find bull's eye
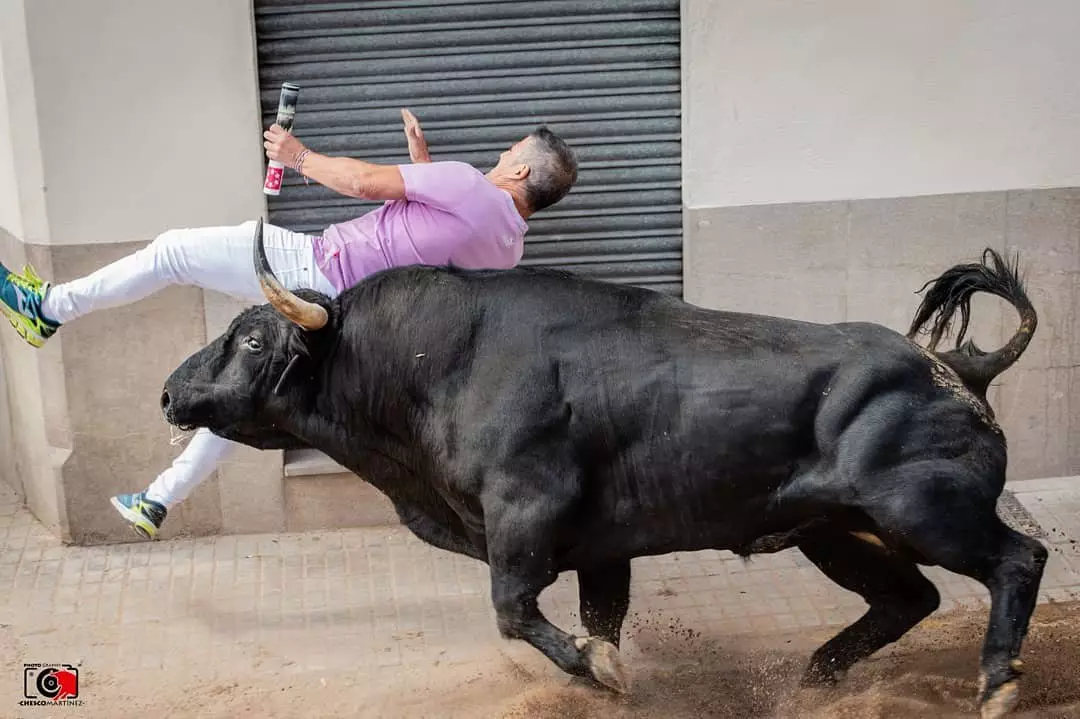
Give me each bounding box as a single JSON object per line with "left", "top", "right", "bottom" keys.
{"left": 243, "top": 336, "right": 263, "bottom": 353}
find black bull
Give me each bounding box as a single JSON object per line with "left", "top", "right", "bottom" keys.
{"left": 162, "top": 219, "right": 1045, "bottom": 718}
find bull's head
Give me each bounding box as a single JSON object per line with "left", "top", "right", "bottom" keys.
{"left": 160, "top": 219, "right": 333, "bottom": 449}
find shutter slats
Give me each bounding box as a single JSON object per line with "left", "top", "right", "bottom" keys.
{"left": 266, "top": 94, "right": 678, "bottom": 132}
{"left": 256, "top": 1, "right": 679, "bottom": 31}
{"left": 258, "top": 21, "right": 679, "bottom": 61}
{"left": 259, "top": 35, "right": 681, "bottom": 71}
{"left": 258, "top": 69, "right": 681, "bottom": 108}
{"left": 254, "top": 0, "right": 682, "bottom": 295}
{"left": 269, "top": 118, "right": 679, "bottom": 155}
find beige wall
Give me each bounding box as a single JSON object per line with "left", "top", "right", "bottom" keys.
{"left": 23, "top": 0, "right": 266, "bottom": 246}
{"left": 0, "top": 0, "right": 387, "bottom": 542}
{"left": 0, "top": 229, "right": 23, "bottom": 501}
{"left": 685, "top": 191, "right": 1080, "bottom": 480}
{"left": 0, "top": 232, "right": 68, "bottom": 533}
{"left": 0, "top": 0, "right": 48, "bottom": 243}
{"left": 0, "top": 42, "right": 20, "bottom": 238}
{"left": 683, "top": 0, "right": 1080, "bottom": 480}
{"left": 684, "top": 0, "right": 1080, "bottom": 209}
{"left": 0, "top": 0, "right": 59, "bottom": 529}
{"left": 0, "top": 0, "right": 276, "bottom": 543}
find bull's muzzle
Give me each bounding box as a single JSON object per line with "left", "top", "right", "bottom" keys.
{"left": 160, "top": 386, "right": 197, "bottom": 431}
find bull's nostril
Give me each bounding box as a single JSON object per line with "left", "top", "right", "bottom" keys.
{"left": 160, "top": 390, "right": 171, "bottom": 413}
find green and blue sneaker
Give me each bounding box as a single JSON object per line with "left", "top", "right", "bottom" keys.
{"left": 0, "top": 262, "right": 60, "bottom": 348}
{"left": 110, "top": 492, "right": 168, "bottom": 540}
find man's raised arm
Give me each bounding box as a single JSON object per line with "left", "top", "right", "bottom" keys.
{"left": 263, "top": 107, "right": 431, "bottom": 201}
{"left": 264, "top": 124, "right": 406, "bottom": 202}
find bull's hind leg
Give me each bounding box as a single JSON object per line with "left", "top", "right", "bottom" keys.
{"left": 867, "top": 482, "right": 1047, "bottom": 719}
{"left": 484, "top": 495, "right": 629, "bottom": 693}
{"left": 978, "top": 532, "right": 1047, "bottom": 716}
{"left": 578, "top": 561, "right": 632, "bottom": 647}
{"left": 797, "top": 532, "right": 941, "bottom": 685}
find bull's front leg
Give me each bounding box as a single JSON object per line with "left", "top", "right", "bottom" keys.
{"left": 484, "top": 496, "right": 629, "bottom": 693}
{"left": 578, "top": 561, "right": 632, "bottom": 647}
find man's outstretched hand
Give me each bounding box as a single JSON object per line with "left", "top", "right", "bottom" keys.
{"left": 402, "top": 109, "right": 431, "bottom": 163}
{"left": 264, "top": 124, "right": 307, "bottom": 168}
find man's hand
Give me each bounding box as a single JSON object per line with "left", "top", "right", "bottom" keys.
{"left": 402, "top": 109, "right": 431, "bottom": 163}
{"left": 264, "top": 124, "right": 307, "bottom": 168}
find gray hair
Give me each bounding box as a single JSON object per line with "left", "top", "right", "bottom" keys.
{"left": 519, "top": 126, "right": 579, "bottom": 212}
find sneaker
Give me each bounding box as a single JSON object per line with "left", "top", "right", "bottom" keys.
{"left": 0, "top": 263, "right": 60, "bottom": 348}
{"left": 110, "top": 492, "right": 168, "bottom": 540}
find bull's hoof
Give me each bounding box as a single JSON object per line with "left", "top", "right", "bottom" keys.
{"left": 575, "top": 636, "right": 629, "bottom": 694}
{"left": 979, "top": 679, "right": 1019, "bottom": 719}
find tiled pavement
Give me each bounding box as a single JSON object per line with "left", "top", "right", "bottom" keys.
{"left": 1, "top": 478, "right": 1079, "bottom": 716}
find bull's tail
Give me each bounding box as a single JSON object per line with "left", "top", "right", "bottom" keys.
{"left": 906, "top": 247, "right": 1037, "bottom": 394}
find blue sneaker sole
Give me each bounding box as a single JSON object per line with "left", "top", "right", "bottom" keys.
{"left": 110, "top": 496, "right": 156, "bottom": 540}
{"left": 0, "top": 303, "right": 48, "bottom": 348}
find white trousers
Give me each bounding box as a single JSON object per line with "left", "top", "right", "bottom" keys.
{"left": 43, "top": 220, "right": 338, "bottom": 507}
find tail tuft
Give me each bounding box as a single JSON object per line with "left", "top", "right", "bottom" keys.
{"left": 907, "top": 248, "right": 1036, "bottom": 392}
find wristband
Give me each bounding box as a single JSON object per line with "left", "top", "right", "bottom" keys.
{"left": 293, "top": 149, "right": 310, "bottom": 173}
{"left": 293, "top": 149, "right": 311, "bottom": 184}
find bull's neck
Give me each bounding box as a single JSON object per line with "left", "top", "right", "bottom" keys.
{"left": 283, "top": 324, "right": 434, "bottom": 498}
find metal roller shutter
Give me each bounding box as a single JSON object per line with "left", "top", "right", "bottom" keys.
{"left": 253, "top": 0, "right": 682, "bottom": 295}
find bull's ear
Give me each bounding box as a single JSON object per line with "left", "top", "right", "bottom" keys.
{"left": 285, "top": 315, "right": 336, "bottom": 359}
{"left": 273, "top": 334, "right": 321, "bottom": 397}
{"left": 286, "top": 329, "right": 313, "bottom": 360}
{"left": 274, "top": 296, "right": 335, "bottom": 396}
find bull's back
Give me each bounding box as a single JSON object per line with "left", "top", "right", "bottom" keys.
{"left": 445, "top": 268, "right": 912, "bottom": 460}
{"left": 455, "top": 273, "right": 877, "bottom": 505}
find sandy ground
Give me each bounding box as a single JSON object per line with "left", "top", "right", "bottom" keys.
{"left": 36, "top": 600, "right": 1077, "bottom": 719}
{"left": 5, "top": 480, "right": 1080, "bottom": 718}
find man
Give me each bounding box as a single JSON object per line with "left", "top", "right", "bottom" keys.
{"left": 0, "top": 109, "right": 578, "bottom": 539}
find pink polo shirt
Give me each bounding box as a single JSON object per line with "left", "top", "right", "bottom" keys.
{"left": 312, "top": 161, "right": 528, "bottom": 292}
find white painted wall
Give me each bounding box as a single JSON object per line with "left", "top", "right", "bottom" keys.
{"left": 0, "top": 0, "right": 49, "bottom": 246}
{"left": 24, "top": 0, "right": 266, "bottom": 246}
{"left": 684, "top": 0, "right": 1080, "bottom": 208}
{"left": 0, "top": 46, "right": 21, "bottom": 240}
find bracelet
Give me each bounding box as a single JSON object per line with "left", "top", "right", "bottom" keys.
{"left": 292, "top": 149, "right": 309, "bottom": 173}
{"left": 293, "top": 149, "right": 311, "bottom": 184}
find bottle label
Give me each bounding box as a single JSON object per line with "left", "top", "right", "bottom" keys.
{"left": 263, "top": 164, "right": 284, "bottom": 194}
